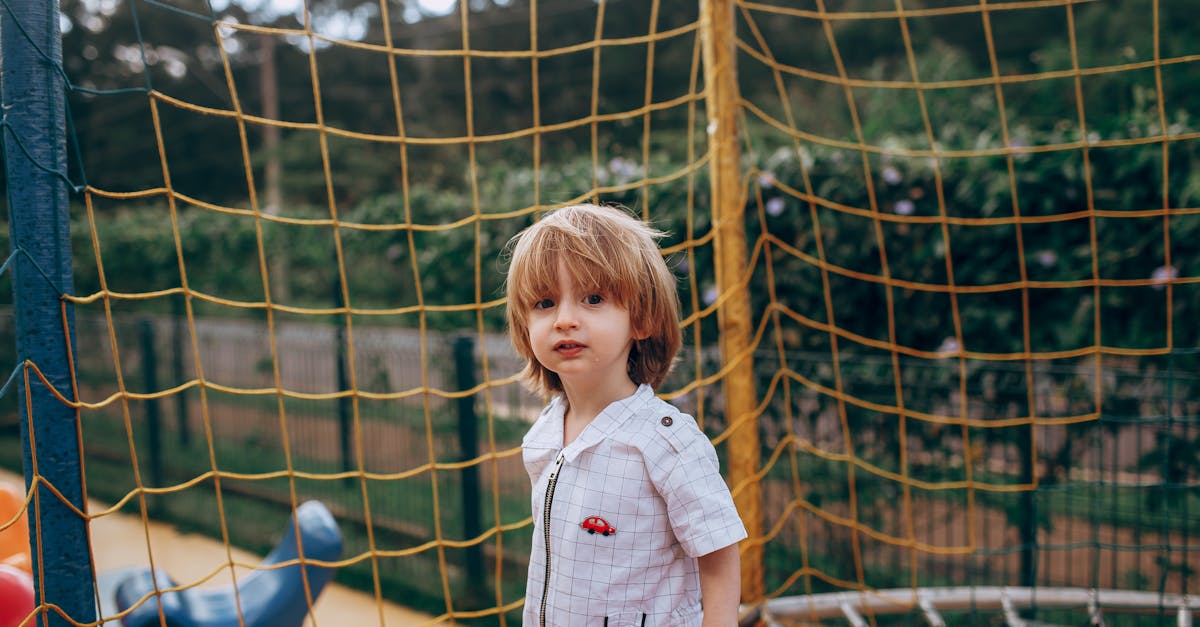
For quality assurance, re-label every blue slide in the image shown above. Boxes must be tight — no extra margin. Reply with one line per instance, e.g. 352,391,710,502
101,501,343,627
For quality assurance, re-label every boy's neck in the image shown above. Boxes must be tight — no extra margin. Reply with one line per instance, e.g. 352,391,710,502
559,377,639,446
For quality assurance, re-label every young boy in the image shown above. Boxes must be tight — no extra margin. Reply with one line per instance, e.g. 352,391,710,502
505,203,747,626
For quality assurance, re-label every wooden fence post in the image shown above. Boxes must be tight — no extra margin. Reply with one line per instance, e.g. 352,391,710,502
453,336,484,602
700,0,763,603
140,319,164,498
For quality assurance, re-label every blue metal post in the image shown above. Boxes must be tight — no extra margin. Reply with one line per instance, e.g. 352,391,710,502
1,0,97,622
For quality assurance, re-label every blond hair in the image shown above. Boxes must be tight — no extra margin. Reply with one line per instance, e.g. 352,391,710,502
505,204,682,397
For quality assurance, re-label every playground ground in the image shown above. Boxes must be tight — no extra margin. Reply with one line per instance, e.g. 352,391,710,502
0,469,433,626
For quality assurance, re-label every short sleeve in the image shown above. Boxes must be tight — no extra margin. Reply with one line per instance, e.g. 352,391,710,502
651,419,748,558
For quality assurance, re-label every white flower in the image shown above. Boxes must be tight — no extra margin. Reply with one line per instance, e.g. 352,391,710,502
702,284,719,306
894,199,915,216
797,146,814,170
607,157,641,183
1151,265,1178,289
937,337,961,356
1035,250,1058,268
767,147,792,169
881,166,902,185
766,197,786,216
758,172,776,189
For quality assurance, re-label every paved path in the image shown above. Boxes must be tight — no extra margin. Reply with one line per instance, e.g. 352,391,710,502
2,469,435,626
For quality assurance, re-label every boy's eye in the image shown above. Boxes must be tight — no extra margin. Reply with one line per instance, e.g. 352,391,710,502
584,294,604,305
532,298,555,310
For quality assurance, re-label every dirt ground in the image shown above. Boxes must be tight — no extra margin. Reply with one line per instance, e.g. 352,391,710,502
1,469,436,626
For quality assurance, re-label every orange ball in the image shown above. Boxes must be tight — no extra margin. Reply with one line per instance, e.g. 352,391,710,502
0,484,31,575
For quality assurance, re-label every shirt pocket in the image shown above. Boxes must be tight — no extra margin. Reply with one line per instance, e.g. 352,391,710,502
603,611,646,626
669,602,703,627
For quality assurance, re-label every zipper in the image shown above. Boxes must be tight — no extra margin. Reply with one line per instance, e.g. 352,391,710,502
539,452,566,627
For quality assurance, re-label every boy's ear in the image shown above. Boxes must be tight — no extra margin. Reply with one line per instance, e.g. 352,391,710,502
632,325,651,341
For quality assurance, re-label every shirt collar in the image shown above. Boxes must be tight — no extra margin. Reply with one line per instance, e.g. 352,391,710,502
524,384,655,460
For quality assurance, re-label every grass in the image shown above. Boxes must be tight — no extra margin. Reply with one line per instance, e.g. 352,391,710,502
757,441,1200,535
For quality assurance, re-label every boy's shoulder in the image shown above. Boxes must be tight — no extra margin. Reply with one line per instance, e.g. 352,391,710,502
625,394,707,455
521,396,565,450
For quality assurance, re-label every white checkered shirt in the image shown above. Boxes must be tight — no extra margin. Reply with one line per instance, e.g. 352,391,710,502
522,384,748,627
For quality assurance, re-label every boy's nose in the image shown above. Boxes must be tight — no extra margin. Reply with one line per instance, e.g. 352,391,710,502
553,304,579,330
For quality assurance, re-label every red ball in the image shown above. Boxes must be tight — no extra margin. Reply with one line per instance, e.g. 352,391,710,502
0,564,35,627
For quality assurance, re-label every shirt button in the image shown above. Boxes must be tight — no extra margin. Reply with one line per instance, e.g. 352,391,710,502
660,416,673,427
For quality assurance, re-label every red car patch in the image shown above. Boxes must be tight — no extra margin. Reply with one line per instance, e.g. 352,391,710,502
580,516,616,536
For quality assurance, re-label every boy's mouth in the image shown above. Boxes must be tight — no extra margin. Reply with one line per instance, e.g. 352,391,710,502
554,341,586,351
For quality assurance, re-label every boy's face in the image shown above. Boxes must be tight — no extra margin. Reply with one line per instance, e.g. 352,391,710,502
526,261,644,398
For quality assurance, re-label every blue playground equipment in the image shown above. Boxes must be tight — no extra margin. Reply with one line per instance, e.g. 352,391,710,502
99,501,343,627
